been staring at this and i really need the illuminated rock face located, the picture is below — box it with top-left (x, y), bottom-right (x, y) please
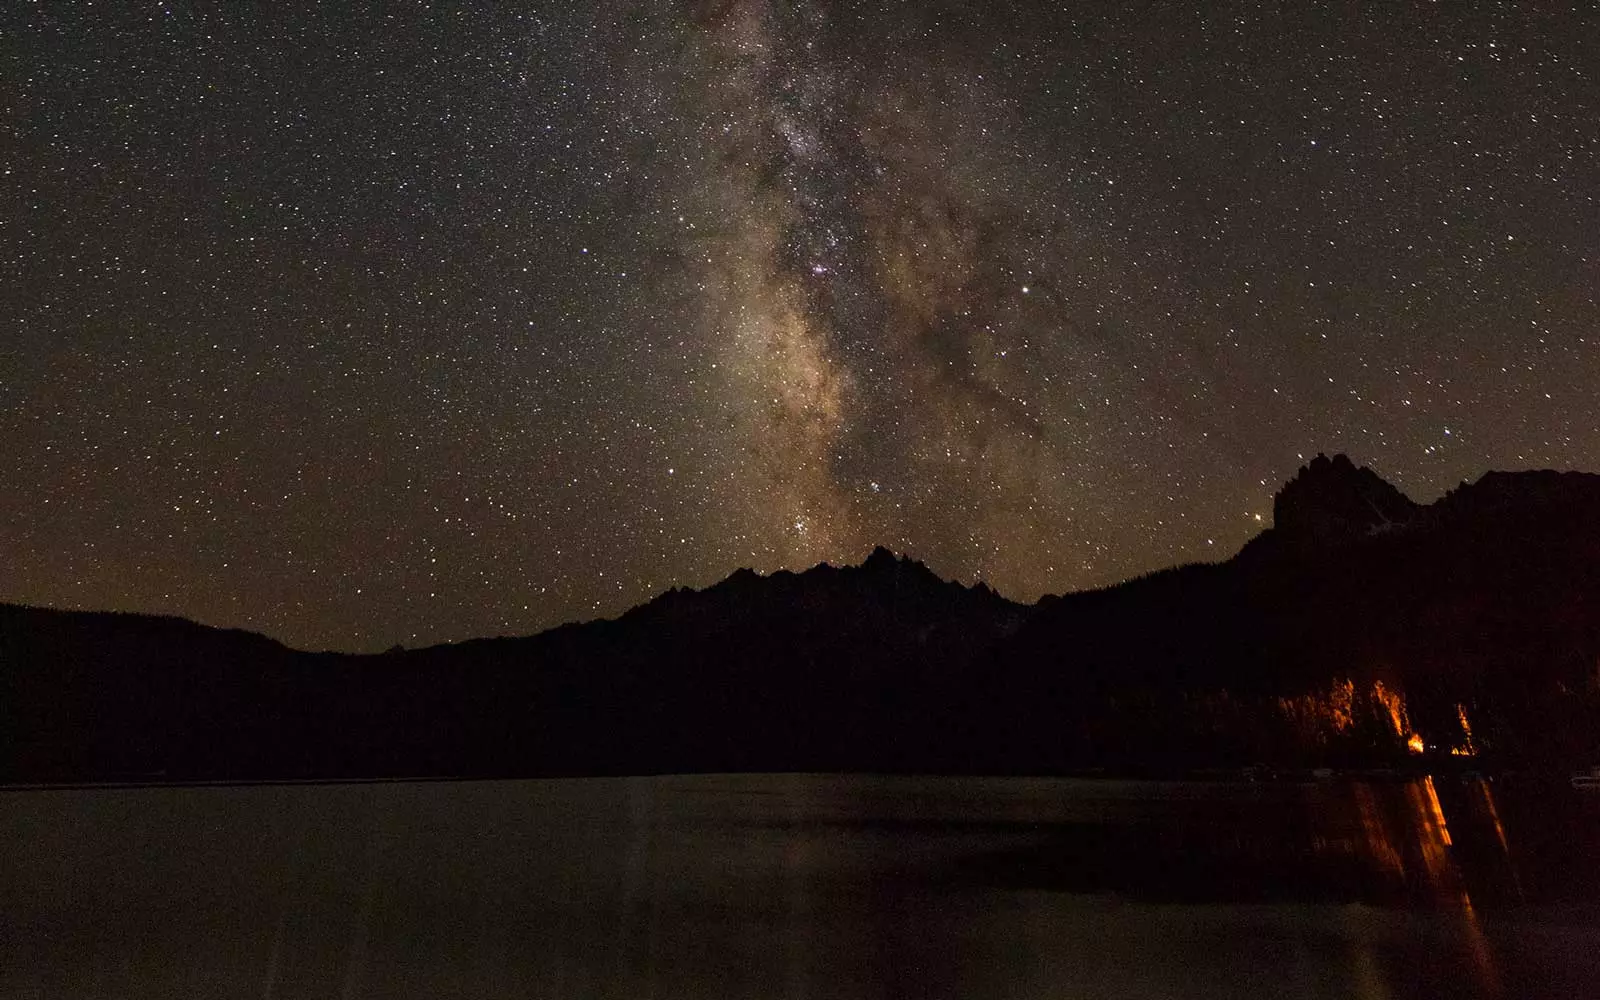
top-left (1453, 705), bottom-right (1478, 756)
top-left (1274, 678), bottom-right (1424, 754)
top-left (1268, 677), bottom-right (1496, 759)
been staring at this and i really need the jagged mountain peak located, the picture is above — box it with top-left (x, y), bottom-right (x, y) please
top-left (732, 546), bottom-right (1001, 601)
top-left (853, 545), bottom-right (948, 583)
top-left (625, 545), bottom-right (1015, 631)
top-left (861, 544), bottom-right (902, 572)
top-left (1272, 453), bottom-right (1418, 543)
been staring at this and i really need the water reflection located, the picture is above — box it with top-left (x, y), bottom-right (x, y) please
top-left (4, 774), bottom-right (1600, 1000)
top-left (1414, 777), bottom-right (1496, 993)
top-left (943, 776), bottom-right (1535, 912)
top-left (1326, 776), bottom-right (1524, 914)
top-left (1328, 776), bottom-right (1500, 994)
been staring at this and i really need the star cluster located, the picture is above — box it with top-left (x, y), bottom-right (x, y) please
top-left (3, 3), bottom-right (1597, 649)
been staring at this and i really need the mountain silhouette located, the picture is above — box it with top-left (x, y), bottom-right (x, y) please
top-left (5, 458), bottom-right (1600, 783)
top-left (1270, 453), bottom-right (1419, 545)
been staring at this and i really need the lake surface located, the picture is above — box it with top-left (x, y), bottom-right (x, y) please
top-left (5, 773), bottom-right (1600, 998)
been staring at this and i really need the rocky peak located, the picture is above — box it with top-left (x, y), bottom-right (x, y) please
top-left (860, 545), bottom-right (903, 574)
top-left (1272, 453), bottom-right (1418, 543)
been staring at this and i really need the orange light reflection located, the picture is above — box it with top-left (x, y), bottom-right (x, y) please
top-left (1412, 776), bottom-right (1501, 995)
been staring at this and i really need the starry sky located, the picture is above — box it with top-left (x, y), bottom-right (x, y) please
top-left (3, 3), bottom-right (1597, 651)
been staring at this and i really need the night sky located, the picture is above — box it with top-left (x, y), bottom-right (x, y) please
top-left (4, 4), bottom-right (1597, 651)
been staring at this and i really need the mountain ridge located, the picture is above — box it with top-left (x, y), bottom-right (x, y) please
top-left (5, 456), bottom-right (1600, 782)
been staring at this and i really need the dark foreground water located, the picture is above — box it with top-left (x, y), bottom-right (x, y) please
top-left (5, 774), bottom-right (1600, 999)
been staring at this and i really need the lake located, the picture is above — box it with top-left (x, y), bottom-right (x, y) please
top-left (5, 773), bottom-right (1600, 998)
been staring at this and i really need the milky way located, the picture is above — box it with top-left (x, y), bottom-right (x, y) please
top-left (3, 4), bottom-right (1597, 648)
top-left (672, 1), bottom-right (1095, 583)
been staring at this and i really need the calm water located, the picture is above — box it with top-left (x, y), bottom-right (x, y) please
top-left (5, 773), bottom-right (1600, 999)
